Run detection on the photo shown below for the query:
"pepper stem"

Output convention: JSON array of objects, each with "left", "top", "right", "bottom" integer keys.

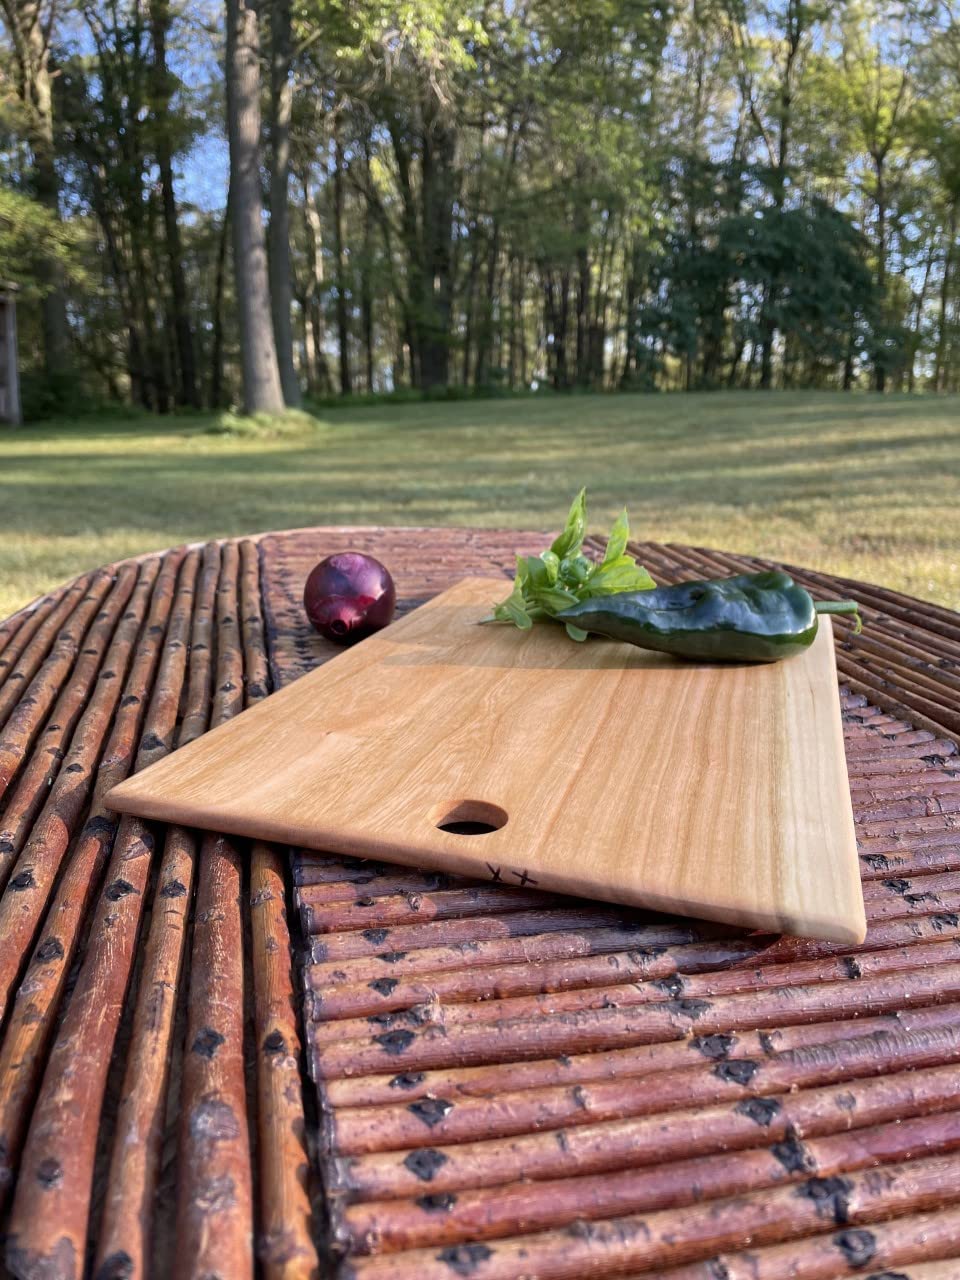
[{"left": 815, "top": 599, "right": 863, "bottom": 634}]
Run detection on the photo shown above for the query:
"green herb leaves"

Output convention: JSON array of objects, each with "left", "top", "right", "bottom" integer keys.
[{"left": 486, "top": 488, "right": 655, "bottom": 640}]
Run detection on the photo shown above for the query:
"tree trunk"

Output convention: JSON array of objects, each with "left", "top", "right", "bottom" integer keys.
[
  {"left": 461, "top": 222, "right": 480, "bottom": 387},
  {"left": 267, "top": 0, "right": 300, "bottom": 406},
  {"left": 7, "top": 4, "right": 70, "bottom": 375},
  {"left": 873, "top": 155, "right": 888, "bottom": 393},
  {"left": 418, "top": 98, "right": 456, "bottom": 389},
  {"left": 934, "top": 198, "right": 958, "bottom": 393},
  {"left": 727, "top": 335, "right": 746, "bottom": 388},
  {"left": 758, "top": 1, "right": 803, "bottom": 390},
  {"left": 907, "top": 245, "right": 935, "bottom": 392},
  {"left": 225, "top": 0, "right": 284, "bottom": 414},
  {"left": 360, "top": 196, "right": 375, "bottom": 392},
  {"left": 475, "top": 222, "right": 501, "bottom": 387},
  {"left": 507, "top": 255, "right": 519, "bottom": 389},
  {"left": 131, "top": 211, "right": 170, "bottom": 412},
  {"left": 333, "top": 133, "right": 352, "bottom": 395},
  {"left": 575, "top": 244, "right": 590, "bottom": 386},
  {"left": 842, "top": 327, "right": 855, "bottom": 391},
  {"left": 210, "top": 193, "right": 230, "bottom": 408},
  {"left": 620, "top": 241, "right": 639, "bottom": 387},
  {"left": 84, "top": 157, "right": 146, "bottom": 407},
  {"left": 149, "top": 0, "right": 199, "bottom": 407},
  {"left": 301, "top": 177, "right": 332, "bottom": 394},
  {"left": 543, "top": 269, "right": 571, "bottom": 390}
]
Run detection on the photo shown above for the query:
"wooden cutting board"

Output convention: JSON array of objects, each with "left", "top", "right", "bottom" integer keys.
[{"left": 106, "top": 576, "right": 865, "bottom": 943}]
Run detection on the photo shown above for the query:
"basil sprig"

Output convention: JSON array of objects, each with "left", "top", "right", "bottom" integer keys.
[{"left": 485, "top": 488, "right": 656, "bottom": 641}]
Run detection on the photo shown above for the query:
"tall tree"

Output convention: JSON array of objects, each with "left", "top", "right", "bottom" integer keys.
[
  {"left": 839, "top": 5, "right": 913, "bottom": 391},
  {"left": 148, "top": 0, "right": 199, "bottom": 407},
  {"left": 267, "top": 0, "right": 300, "bottom": 405},
  {"left": 5, "top": 0, "right": 960, "bottom": 407},
  {"left": 729, "top": 0, "right": 830, "bottom": 388},
  {"left": 0, "top": 0, "right": 68, "bottom": 375},
  {"left": 225, "top": 0, "right": 284, "bottom": 414}
]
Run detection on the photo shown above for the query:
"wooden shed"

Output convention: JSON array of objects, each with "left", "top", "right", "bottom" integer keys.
[{"left": 0, "top": 281, "right": 21, "bottom": 424}]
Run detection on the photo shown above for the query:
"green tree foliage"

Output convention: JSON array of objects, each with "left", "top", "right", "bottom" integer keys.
[
  {"left": 2, "top": 0, "right": 960, "bottom": 412},
  {"left": 0, "top": 186, "right": 81, "bottom": 294}
]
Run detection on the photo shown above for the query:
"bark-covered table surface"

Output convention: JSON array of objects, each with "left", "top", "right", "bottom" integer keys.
[{"left": 0, "top": 526, "right": 959, "bottom": 1280}]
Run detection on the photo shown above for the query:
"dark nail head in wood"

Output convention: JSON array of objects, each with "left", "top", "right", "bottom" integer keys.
[
  {"left": 416, "top": 1191, "right": 457, "bottom": 1213},
  {"left": 403, "top": 1147, "right": 447, "bottom": 1181},
  {"left": 691, "top": 1033, "right": 735, "bottom": 1060},
  {"left": 390, "top": 1072, "right": 425, "bottom": 1090},
  {"left": 105, "top": 879, "right": 138, "bottom": 901},
  {"left": 96, "top": 1251, "right": 134, "bottom": 1280},
  {"left": 34, "top": 937, "right": 64, "bottom": 964},
  {"left": 408, "top": 1097, "right": 453, "bottom": 1127},
  {"left": 714, "top": 1058, "right": 759, "bottom": 1086},
  {"left": 192, "top": 1027, "right": 226, "bottom": 1058},
  {"left": 36, "top": 1157, "right": 63, "bottom": 1189},
  {"left": 369, "top": 977, "right": 398, "bottom": 996},
  {"left": 375, "top": 1029, "right": 415, "bottom": 1054},
  {"left": 735, "top": 1096, "right": 781, "bottom": 1126},
  {"left": 436, "top": 1243, "right": 493, "bottom": 1274},
  {"left": 796, "top": 1175, "right": 853, "bottom": 1224},
  {"left": 833, "top": 1227, "right": 876, "bottom": 1267}
]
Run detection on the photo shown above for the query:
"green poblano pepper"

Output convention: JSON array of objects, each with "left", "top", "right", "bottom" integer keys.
[{"left": 556, "top": 570, "right": 862, "bottom": 663}]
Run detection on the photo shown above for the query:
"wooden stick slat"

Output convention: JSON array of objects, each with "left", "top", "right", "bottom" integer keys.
[
  {"left": 0, "top": 567, "right": 121, "bottom": 803},
  {"left": 0, "top": 600, "right": 32, "bottom": 664},
  {"left": 335, "top": 1107, "right": 960, "bottom": 1255},
  {"left": 309, "top": 914, "right": 707, "bottom": 969},
  {"left": 0, "top": 573, "right": 96, "bottom": 731},
  {"left": 310, "top": 963, "right": 960, "bottom": 1080},
  {"left": 322, "top": 1002, "right": 960, "bottom": 1111},
  {"left": 342, "top": 1150, "right": 960, "bottom": 1278},
  {"left": 4, "top": 549, "right": 191, "bottom": 1276},
  {"left": 0, "top": 573, "right": 138, "bottom": 891},
  {"left": 617, "top": 1208, "right": 960, "bottom": 1280},
  {"left": 334, "top": 1063, "right": 960, "bottom": 1204},
  {"left": 92, "top": 545, "right": 216, "bottom": 1280},
  {"left": 300, "top": 884, "right": 564, "bottom": 935},
  {"left": 305, "top": 910, "right": 957, "bottom": 1009},
  {"left": 0, "top": 578, "right": 90, "bottom": 706},
  {"left": 0, "top": 561, "right": 160, "bottom": 1027},
  {"left": 241, "top": 539, "right": 318, "bottom": 1280},
  {"left": 0, "top": 553, "right": 180, "bottom": 1205},
  {"left": 308, "top": 935, "right": 960, "bottom": 1039},
  {"left": 175, "top": 541, "right": 255, "bottom": 1280},
  {"left": 328, "top": 1016, "right": 960, "bottom": 1157}
]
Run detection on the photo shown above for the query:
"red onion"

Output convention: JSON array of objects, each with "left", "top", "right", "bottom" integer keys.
[{"left": 303, "top": 552, "right": 396, "bottom": 644}]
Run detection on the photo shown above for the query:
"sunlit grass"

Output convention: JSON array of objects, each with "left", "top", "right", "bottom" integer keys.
[{"left": 2, "top": 390, "right": 958, "bottom": 618}]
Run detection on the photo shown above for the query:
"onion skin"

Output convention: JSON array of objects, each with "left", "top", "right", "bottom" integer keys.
[{"left": 303, "top": 553, "right": 396, "bottom": 645}]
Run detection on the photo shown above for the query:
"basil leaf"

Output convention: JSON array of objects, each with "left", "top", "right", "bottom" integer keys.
[
  {"left": 585, "top": 558, "right": 656, "bottom": 596},
  {"left": 495, "top": 596, "right": 533, "bottom": 629},
  {"left": 559, "top": 554, "right": 592, "bottom": 587},
  {"left": 486, "top": 487, "right": 656, "bottom": 634},
  {"left": 550, "top": 487, "right": 587, "bottom": 560},
  {"left": 522, "top": 554, "right": 552, "bottom": 592},
  {"left": 532, "top": 585, "right": 581, "bottom": 612},
  {"left": 539, "top": 550, "right": 560, "bottom": 583},
  {"left": 602, "top": 508, "right": 629, "bottom": 566}
]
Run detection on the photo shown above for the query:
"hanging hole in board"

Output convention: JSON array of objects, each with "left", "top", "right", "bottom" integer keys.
[{"left": 431, "top": 799, "right": 508, "bottom": 836}]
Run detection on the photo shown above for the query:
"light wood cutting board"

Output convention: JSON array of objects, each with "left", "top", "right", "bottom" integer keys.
[{"left": 106, "top": 576, "right": 865, "bottom": 943}]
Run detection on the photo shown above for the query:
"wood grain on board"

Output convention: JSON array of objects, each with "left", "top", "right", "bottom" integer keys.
[{"left": 106, "top": 576, "right": 864, "bottom": 943}]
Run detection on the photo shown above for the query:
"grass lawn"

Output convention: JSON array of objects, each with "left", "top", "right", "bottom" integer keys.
[{"left": 2, "top": 390, "right": 959, "bottom": 620}]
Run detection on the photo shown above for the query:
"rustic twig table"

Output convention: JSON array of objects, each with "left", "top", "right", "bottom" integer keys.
[{"left": 0, "top": 526, "right": 958, "bottom": 1280}]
